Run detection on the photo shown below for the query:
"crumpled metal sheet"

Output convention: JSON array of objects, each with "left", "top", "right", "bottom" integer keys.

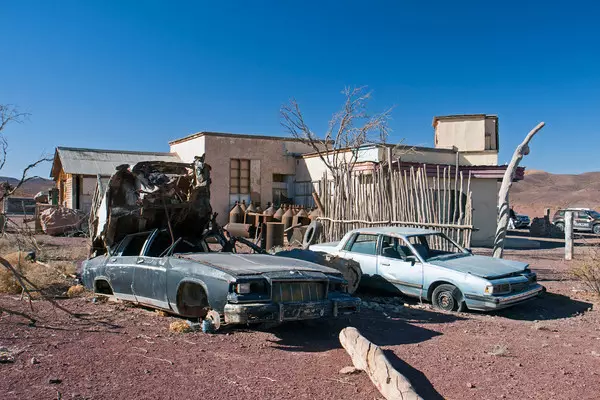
[{"left": 89, "top": 156, "right": 213, "bottom": 256}]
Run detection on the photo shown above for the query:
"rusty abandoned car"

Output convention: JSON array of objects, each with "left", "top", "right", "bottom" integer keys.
[{"left": 82, "top": 157, "right": 360, "bottom": 327}]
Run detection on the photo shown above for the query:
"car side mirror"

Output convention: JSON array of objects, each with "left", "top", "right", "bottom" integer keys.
[
  {"left": 405, "top": 255, "right": 418, "bottom": 265},
  {"left": 465, "top": 248, "right": 473, "bottom": 254}
]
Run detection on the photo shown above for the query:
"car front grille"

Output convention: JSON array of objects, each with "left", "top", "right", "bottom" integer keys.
[
  {"left": 271, "top": 281, "right": 326, "bottom": 303},
  {"left": 510, "top": 282, "right": 529, "bottom": 293}
]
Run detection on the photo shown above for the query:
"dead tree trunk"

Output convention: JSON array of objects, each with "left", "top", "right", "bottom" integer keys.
[
  {"left": 492, "top": 122, "right": 545, "bottom": 258},
  {"left": 339, "top": 327, "right": 423, "bottom": 400}
]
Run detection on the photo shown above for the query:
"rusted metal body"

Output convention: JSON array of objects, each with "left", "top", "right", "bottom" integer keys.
[{"left": 89, "top": 156, "right": 213, "bottom": 257}]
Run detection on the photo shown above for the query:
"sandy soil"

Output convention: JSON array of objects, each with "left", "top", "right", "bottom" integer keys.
[{"left": 1, "top": 236, "right": 600, "bottom": 400}]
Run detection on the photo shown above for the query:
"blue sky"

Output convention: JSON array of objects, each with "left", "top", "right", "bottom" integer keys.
[{"left": 1, "top": 1, "right": 598, "bottom": 178}]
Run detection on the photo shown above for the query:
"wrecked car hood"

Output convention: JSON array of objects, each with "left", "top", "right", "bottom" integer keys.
[
  {"left": 428, "top": 255, "right": 528, "bottom": 279},
  {"left": 90, "top": 157, "right": 212, "bottom": 256},
  {"left": 177, "top": 253, "right": 341, "bottom": 277}
]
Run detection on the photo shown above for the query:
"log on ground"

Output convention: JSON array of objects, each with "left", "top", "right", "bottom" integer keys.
[{"left": 339, "top": 327, "right": 423, "bottom": 400}]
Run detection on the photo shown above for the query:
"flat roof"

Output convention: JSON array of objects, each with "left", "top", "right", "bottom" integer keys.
[
  {"left": 297, "top": 143, "right": 457, "bottom": 159},
  {"left": 351, "top": 227, "right": 437, "bottom": 236},
  {"left": 432, "top": 114, "right": 497, "bottom": 127},
  {"left": 169, "top": 131, "right": 308, "bottom": 146}
]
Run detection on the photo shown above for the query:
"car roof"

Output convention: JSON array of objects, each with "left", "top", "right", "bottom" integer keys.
[
  {"left": 349, "top": 226, "right": 437, "bottom": 236},
  {"left": 558, "top": 207, "right": 594, "bottom": 211}
]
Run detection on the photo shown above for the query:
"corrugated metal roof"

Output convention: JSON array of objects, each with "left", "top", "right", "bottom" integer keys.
[{"left": 51, "top": 147, "right": 181, "bottom": 178}]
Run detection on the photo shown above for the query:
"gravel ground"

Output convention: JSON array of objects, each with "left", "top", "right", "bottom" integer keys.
[{"left": 1, "top": 236, "right": 600, "bottom": 400}]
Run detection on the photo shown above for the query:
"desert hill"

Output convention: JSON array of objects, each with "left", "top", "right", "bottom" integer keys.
[
  {"left": 0, "top": 176, "right": 54, "bottom": 198},
  {"left": 511, "top": 170, "right": 600, "bottom": 217}
]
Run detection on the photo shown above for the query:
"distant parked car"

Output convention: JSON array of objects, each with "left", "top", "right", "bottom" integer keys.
[
  {"left": 552, "top": 208, "right": 600, "bottom": 234},
  {"left": 309, "top": 227, "right": 544, "bottom": 312},
  {"left": 513, "top": 214, "right": 531, "bottom": 229}
]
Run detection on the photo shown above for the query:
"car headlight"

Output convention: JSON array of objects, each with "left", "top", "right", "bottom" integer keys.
[
  {"left": 235, "top": 283, "right": 251, "bottom": 294},
  {"left": 233, "top": 280, "right": 268, "bottom": 295},
  {"left": 484, "top": 284, "right": 510, "bottom": 294}
]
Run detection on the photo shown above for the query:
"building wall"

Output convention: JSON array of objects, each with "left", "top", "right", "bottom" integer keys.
[
  {"left": 170, "top": 136, "right": 205, "bottom": 163},
  {"left": 435, "top": 117, "right": 488, "bottom": 152},
  {"left": 171, "top": 135, "right": 315, "bottom": 225}
]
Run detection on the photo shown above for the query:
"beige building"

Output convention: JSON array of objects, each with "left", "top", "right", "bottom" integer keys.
[{"left": 169, "top": 114, "right": 522, "bottom": 246}]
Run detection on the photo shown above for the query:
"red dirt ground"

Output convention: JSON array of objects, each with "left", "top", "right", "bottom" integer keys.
[{"left": 1, "top": 237, "right": 600, "bottom": 400}]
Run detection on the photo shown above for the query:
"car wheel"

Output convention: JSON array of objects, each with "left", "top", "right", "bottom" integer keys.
[
  {"left": 432, "top": 284, "right": 462, "bottom": 312},
  {"left": 593, "top": 225, "right": 600, "bottom": 235},
  {"left": 555, "top": 222, "right": 564, "bottom": 232}
]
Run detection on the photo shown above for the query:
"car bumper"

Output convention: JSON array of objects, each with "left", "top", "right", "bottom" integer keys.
[
  {"left": 464, "top": 284, "right": 545, "bottom": 311},
  {"left": 223, "top": 297, "right": 361, "bottom": 325}
]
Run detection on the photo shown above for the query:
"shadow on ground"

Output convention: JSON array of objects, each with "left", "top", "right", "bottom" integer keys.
[
  {"left": 266, "top": 303, "right": 465, "bottom": 353},
  {"left": 383, "top": 349, "right": 444, "bottom": 400},
  {"left": 489, "top": 291, "right": 592, "bottom": 321}
]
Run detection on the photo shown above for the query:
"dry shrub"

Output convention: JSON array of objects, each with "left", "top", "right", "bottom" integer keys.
[
  {"left": 67, "top": 284, "right": 85, "bottom": 298},
  {"left": 571, "top": 247, "right": 600, "bottom": 297},
  {"left": 0, "top": 251, "right": 73, "bottom": 296},
  {"left": 169, "top": 320, "right": 192, "bottom": 333}
]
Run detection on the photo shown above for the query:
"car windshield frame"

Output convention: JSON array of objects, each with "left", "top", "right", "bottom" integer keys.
[
  {"left": 405, "top": 232, "right": 470, "bottom": 262},
  {"left": 589, "top": 211, "right": 600, "bottom": 219}
]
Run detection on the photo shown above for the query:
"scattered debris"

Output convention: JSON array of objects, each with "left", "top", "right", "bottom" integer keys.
[
  {"left": 155, "top": 310, "right": 168, "bottom": 317},
  {"left": 48, "top": 378, "right": 62, "bottom": 384},
  {"left": 591, "top": 351, "right": 600, "bottom": 357},
  {"left": 31, "top": 357, "right": 40, "bottom": 365},
  {"left": 67, "top": 284, "right": 85, "bottom": 298},
  {"left": 488, "top": 344, "right": 510, "bottom": 357},
  {"left": 0, "top": 347, "right": 15, "bottom": 363},
  {"left": 40, "top": 207, "right": 86, "bottom": 236},
  {"left": 466, "top": 382, "right": 475, "bottom": 389}
]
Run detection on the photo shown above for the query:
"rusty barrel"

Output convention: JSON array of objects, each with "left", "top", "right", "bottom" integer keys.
[
  {"left": 229, "top": 202, "right": 244, "bottom": 224},
  {"left": 262, "top": 222, "right": 284, "bottom": 251},
  {"left": 281, "top": 207, "right": 294, "bottom": 232},
  {"left": 273, "top": 205, "right": 284, "bottom": 221},
  {"left": 224, "top": 223, "right": 253, "bottom": 238}
]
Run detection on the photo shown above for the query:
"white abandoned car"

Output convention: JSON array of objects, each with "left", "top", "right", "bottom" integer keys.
[{"left": 309, "top": 227, "right": 544, "bottom": 312}]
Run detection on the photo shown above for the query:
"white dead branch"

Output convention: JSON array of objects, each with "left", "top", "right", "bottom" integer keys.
[
  {"left": 339, "top": 327, "right": 423, "bottom": 400},
  {"left": 492, "top": 122, "right": 545, "bottom": 258}
]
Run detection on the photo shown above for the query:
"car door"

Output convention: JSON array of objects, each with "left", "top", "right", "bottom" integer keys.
[
  {"left": 105, "top": 232, "right": 151, "bottom": 302},
  {"left": 131, "top": 230, "right": 170, "bottom": 309},
  {"left": 339, "top": 233, "right": 379, "bottom": 284},
  {"left": 377, "top": 235, "right": 424, "bottom": 297},
  {"left": 574, "top": 211, "right": 592, "bottom": 231}
]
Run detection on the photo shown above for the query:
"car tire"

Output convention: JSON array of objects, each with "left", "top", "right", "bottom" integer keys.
[
  {"left": 302, "top": 221, "right": 323, "bottom": 249},
  {"left": 432, "top": 284, "right": 462, "bottom": 312},
  {"left": 555, "top": 222, "right": 564, "bottom": 232},
  {"left": 593, "top": 225, "right": 600, "bottom": 235}
]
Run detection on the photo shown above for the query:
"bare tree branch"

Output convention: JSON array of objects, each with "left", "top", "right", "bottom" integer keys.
[
  {"left": 0, "top": 104, "right": 30, "bottom": 133},
  {"left": 280, "top": 86, "right": 394, "bottom": 176}
]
